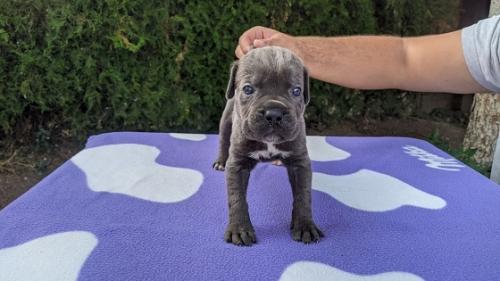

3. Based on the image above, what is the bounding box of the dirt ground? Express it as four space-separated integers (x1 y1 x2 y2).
0 139 83 209
0 117 465 210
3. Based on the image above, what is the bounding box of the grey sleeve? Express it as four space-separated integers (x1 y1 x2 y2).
461 15 500 93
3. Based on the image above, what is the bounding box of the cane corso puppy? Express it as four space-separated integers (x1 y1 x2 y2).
213 46 323 246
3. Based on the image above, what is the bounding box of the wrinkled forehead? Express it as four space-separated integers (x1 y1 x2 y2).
237 47 304 85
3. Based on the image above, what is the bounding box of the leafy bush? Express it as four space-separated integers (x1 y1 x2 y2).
0 0 459 141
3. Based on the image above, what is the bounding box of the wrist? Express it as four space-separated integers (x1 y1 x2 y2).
286 35 302 60
284 36 314 75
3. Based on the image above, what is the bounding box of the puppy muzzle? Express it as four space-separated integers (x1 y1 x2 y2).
248 102 297 143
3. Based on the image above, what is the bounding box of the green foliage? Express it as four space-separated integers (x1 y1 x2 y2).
0 0 459 140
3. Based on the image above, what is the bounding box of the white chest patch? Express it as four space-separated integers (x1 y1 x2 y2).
249 143 291 160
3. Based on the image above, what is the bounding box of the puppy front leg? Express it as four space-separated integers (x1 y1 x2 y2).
224 158 257 246
213 120 231 171
213 100 233 171
286 159 324 243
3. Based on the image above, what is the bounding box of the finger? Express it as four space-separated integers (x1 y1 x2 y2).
238 31 255 54
253 38 269 48
239 26 270 53
235 45 244 59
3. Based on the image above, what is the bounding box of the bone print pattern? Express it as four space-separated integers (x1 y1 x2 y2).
0 133 499 281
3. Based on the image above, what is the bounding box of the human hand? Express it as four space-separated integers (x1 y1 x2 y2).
235 26 293 58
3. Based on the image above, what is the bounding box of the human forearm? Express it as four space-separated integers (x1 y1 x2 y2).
290 35 408 90
239 27 486 93
291 33 485 93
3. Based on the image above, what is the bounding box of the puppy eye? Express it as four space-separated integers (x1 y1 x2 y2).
292 87 301 97
243 85 255 95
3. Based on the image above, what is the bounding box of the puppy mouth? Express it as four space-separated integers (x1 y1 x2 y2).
262 131 283 143
254 123 296 143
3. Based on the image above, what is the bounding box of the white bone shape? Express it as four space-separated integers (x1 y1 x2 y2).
169 133 207 141
0 231 98 281
306 136 351 161
280 261 425 281
72 144 204 203
312 169 446 212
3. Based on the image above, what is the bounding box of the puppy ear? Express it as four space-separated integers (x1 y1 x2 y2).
225 62 239 99
303 66 310 105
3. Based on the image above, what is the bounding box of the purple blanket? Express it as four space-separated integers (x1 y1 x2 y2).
0 132 499 281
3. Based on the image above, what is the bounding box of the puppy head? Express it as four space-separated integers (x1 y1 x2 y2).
226 46 310 144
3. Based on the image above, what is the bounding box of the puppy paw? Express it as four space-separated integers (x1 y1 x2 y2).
224 223 257 246
212 160 225 171
291 220 324 244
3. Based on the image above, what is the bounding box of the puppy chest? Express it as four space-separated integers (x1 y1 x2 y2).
248 143 291 161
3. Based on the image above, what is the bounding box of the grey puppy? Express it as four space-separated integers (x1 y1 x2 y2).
213 46 323 246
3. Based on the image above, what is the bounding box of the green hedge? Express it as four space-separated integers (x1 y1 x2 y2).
0 0 459 141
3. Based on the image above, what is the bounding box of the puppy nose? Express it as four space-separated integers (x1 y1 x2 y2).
265 108 284 125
